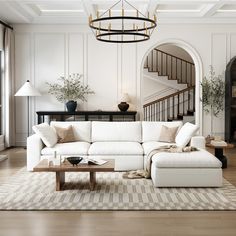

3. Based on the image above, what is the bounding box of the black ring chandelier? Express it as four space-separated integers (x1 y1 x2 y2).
88 0 157 43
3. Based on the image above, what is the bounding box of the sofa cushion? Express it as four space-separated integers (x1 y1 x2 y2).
33 123 57 148
92 122 142 142
159 125 179 143
54 125 76 143
41 141 90 155
175 122 199 147
50 121 91 142
142 121 183 142
142 141 176 155
151 149 222 168
88 142 143 155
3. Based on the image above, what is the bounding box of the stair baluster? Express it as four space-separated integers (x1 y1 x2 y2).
144 49 195 87
143 86 195 122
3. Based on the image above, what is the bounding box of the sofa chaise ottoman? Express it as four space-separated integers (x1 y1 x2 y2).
27 121 222 187
141 122 222 187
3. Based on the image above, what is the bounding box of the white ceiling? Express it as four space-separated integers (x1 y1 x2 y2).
0 0 236 25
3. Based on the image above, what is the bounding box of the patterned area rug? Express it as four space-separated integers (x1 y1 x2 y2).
0 168 236 210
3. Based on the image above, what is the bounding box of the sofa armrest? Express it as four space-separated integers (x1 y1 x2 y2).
190 136 206 149
27 134 44 171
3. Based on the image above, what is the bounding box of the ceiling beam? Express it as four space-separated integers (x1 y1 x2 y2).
200 2 225 17
3 1 34 23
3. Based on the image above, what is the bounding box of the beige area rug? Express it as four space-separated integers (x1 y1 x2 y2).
0 168 236 210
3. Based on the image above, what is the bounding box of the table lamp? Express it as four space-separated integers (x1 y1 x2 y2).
118 93 130 112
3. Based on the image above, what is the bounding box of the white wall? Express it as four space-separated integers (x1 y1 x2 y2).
158 44 193 63
13 23 236 145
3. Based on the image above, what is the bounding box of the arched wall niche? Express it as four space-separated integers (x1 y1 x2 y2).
139 39 203 134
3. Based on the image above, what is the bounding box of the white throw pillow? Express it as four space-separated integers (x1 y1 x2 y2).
175 122 199 147
32 123 58 147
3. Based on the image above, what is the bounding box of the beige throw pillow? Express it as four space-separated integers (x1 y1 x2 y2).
159 125 179 143
54 125 75 143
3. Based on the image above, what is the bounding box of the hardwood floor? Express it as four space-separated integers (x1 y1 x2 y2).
0 147 236 236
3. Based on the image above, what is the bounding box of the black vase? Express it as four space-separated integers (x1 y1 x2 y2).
66 100 77 112
118 102 129 112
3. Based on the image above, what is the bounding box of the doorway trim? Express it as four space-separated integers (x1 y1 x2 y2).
140 38 203 134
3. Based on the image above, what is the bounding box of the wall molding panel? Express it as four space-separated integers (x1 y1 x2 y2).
13 24 236 145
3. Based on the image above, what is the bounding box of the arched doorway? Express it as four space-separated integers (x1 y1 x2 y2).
139 39 203 134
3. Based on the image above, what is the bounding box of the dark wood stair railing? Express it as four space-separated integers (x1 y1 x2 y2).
144 49 195 87
143 86 195 121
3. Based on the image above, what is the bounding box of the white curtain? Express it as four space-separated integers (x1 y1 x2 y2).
2 28 15 147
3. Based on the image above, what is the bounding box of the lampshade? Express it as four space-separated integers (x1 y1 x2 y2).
121 93 130 103
15 80 41 97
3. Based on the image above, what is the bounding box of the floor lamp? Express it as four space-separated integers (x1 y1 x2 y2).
15 80 41 138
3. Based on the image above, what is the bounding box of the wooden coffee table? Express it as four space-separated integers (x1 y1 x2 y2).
33 159 115 191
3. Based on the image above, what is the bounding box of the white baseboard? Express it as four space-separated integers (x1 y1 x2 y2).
16 141 26 147
0 135 4 151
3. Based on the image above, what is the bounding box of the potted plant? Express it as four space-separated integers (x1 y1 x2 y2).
201 66 225 139
46 74 94 112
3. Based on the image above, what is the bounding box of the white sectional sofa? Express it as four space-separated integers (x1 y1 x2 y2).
27 121 222 187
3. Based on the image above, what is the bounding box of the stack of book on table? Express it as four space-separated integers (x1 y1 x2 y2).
210 140 227 147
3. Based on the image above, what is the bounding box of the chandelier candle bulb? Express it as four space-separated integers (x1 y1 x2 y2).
109 9 111 17
122 8 124 16
97 11 99 18
136 10 138 17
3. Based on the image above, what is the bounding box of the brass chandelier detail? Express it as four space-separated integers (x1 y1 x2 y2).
88 0 157 43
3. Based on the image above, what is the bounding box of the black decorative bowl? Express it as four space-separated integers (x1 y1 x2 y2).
66 157 83 166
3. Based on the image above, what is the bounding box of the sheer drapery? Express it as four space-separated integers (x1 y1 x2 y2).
3 28 15 147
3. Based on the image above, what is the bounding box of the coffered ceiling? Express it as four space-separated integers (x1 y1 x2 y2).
0 0 236 25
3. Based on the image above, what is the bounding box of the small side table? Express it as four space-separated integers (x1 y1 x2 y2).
206 143 234 168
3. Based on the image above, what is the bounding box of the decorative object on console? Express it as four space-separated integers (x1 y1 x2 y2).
66 100 77 112
46 74 94 112
201 66 225 138
88 0 157 43
118 93 130 111
15 80 41 137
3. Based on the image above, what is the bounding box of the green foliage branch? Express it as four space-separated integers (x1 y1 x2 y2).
201 66 225 117
46 74 94 103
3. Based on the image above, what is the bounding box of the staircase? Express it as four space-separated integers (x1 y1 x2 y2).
143 48 195 122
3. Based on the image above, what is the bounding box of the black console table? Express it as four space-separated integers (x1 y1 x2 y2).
37 111 137 124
